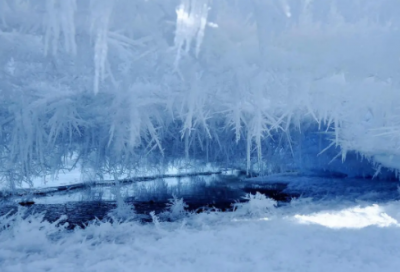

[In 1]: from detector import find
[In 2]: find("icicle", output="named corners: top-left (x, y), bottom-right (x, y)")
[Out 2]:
top-left (328, 1), bottom-right (345, 28)
top-left (174, 0), bottom-right (210, 65)
top-left (246, 131), bottom-right (252, 176)
top-left (280, 0), bottom-right (292, 18)
top-left (44, 0), bottom-right (60, 55)
top-left (194, 1), bottom-right (209, 57)
top-left (44, 0), bottom-right (76, 56)
top-left (334, 115), bottom-right (339, 146)
top-left (0, 0), bottom-right (10, 27)
top-left (234, 104), bottom-right (242, 143)
top-left (299, 0), bottom-right (314, 26)
top-left (129, 107), bottom-right (141, 147)
top-left (372, 165), bottom-right (382, 180)
top-left (60, 0), bottom-right (77, 55)
top-left (185, 131), bottom-right (190, 160)
top-left (341, 146), bottom-right (347, 162)
top-left (5, 57), bottom-right (15, 76)
top-left (90, 0), bottom-right (113, 94)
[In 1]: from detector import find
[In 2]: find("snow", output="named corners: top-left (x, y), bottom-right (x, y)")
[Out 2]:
top-left (2, 172), bottom-right (400, 271)
top-left (1, 196), bottom-right (400, 271)
top-left (294, 204), bottom-right (399, 229)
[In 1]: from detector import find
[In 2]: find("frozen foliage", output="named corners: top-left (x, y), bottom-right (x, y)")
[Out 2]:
top-left (1, 0), bottom-right (400, 186)
top-left (165, 194), bottom-right (188, 219)
top-left (234, 192), bottom-right (277, 218)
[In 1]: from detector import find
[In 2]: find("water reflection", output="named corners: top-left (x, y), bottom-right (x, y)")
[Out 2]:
top-left (31, 173), bottom-right (245, 205)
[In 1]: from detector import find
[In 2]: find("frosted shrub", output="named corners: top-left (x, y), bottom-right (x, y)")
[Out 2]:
top-left (234, 192), bottom-right (277, 218)
top-left (0, 210), bottom-right (68, 248)
top-left (108, 202), bottom-right (136, 222)
top-left (166, 195), bottom-right (189, 220)
top-left (108, 181), bottom-right (136, 221)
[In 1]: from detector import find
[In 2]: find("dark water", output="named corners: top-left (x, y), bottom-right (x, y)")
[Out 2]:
top-left (0, 173), bottom-right (296, 229)
top-left (1, 172), bottom-right (399, 229)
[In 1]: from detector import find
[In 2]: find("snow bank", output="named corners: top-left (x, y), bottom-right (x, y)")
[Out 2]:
top-left (1, 198), bottom-right (400, 271)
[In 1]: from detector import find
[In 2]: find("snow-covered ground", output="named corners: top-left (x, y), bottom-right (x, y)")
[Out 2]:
top-left (1, 194), bottom-right (400, 272)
